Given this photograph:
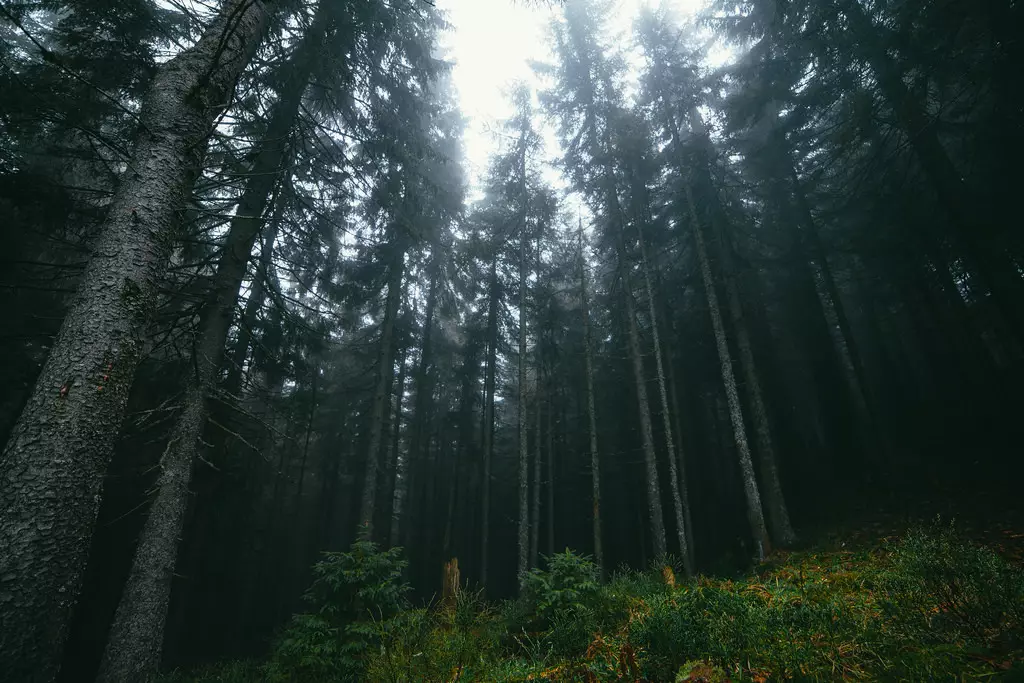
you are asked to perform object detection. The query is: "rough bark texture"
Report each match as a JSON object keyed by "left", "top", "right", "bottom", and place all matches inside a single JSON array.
[
  {"left": 479, "top": 259, "right": 499, "bottom": 588},
  {"left": 621, "top": 268, "right": 668, "bottom": 559},
  {"left": 359, "top": 247, "right": 405, "bottom": 540},
  {"left": 96, "top": 12, "right": 328, "bottom": 677},
  {"left": 579, "top": 231, "right": 603, "bottom": 570},
  {"left": 686, "top": 183, "right": 771, "bottom": 559},
  {"left": 0, "top": 2, "right": 271, "bottom": 679}
]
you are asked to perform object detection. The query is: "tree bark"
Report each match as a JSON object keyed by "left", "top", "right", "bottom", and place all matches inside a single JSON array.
[
  {"left": 620, "top": 265, "right": 668, "bottom": 560},
  {"left": 579, "top": 229, "right": 603, "bottom": 571},
  {"left": 358, "top": 244, "right": 405, "bottom": 540},
  {"left": 546, "top": 397, "right": 555, "bottom": 558},
  {"left": 634, "top": 217, "right": 692, "bottom": 574},
  {"left": 718, "top": 230, "right": 797, "bottom": 547},
  {"left": 383, "top": 344, "right": 408, "bottom": 547},
  {"left": 530, "top": 389, "right": 542, "bottom": 568},
  {"left": 517, "top": 219, "right": 530, "bottom": 586},
  {"left": 223, "top": 205, "right": 282, "bottom": 398},
  {"left": 686, "top": 183, "right": 771, "bottom": 559},
  {"left": 479, "top": 258, "right": 499, "bottom": 589},
  {"left": 666, "top": 353, "right": 695, "bottom": 570},
  {"left": 0, "top": 2, "right": 272, "bottom": 679},
  {"left": 96, "top": 9, "right": 330, "bottom": 676}
]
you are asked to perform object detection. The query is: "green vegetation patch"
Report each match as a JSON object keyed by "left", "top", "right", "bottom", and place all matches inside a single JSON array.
[{"left": 161, "top": 522, "right": 1024, "bottom": 682}]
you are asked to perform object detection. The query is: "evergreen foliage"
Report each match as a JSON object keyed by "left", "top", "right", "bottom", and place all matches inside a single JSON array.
[{"left": 1, "top": 0, "right": 1023, "bottom": 678}]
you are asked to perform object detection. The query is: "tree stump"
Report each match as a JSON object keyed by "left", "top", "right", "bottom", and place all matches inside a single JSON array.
[{"left": 442, "top": 557, "right": 460, "bottom": 609}]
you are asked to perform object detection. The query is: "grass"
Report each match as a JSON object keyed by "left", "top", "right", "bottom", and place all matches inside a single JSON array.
[{"left": 160, "top": 520, "right": 1024, "bottom": 682}]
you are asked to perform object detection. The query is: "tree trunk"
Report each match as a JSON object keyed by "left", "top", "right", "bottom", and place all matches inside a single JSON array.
[
  {"left": 383, "top": 345, "right": 408, "bottom": 546},
  {"left": 479, "top": 258, "right": 499, "bottom": 589},
  {"left": 787, "top": 160, "right": 889, "bottom": 464},
  {"left": 579, "top": 229, "right": 603, "bottom": 571},
  {"left": 517, "top": 221, "right": 530, "bottom": 586},
  {"left": 635, "top": 217, "right": 692, "bottom": 574},
  {"left": 717, "top": 229, "right": 797, "bottom": 547},
  {"left": 223, "top": 195, "right": 284, "bottom": 398},
  {"left": 666, "top": 354, "right": 695, "bottom": 570},
  {"left": 358, "top": 246, "right": 405, "bottom": 540},
  {"left": 96, "top": 9, "right": 330, "bottom": 675},
  {"left": 685, "top": 183, "right": 771, "bottom": 559},
  {"left": 546, "top": 397, "right": 555, "bottom": 557},
  {"left": 531, "top": 390, "right": 542, "bottom": 568},
  {"left": 0, "top": 2, "right": 272, "bottom": 678},
  {"left": 621, "top": 267, "right": 668, "bottom": 560}
]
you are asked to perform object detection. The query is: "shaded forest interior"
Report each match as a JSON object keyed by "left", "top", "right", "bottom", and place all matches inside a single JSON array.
[{"left": 1, "top": 0, "right": 1022, "bottom": 680}]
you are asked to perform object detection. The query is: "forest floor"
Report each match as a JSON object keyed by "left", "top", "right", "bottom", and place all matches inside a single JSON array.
[{"left": 163, "top": 501, "right": 1024, "bottom": 682}]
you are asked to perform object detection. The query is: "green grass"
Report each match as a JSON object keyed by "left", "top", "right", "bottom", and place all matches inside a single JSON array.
[{"left": 161, "top": 521, "right": 1024, "bottom": 682}]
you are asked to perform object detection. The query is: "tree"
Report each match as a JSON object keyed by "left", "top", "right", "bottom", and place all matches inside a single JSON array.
[{"left": 0, "top": 2, "right": 274, "bottom": 676}]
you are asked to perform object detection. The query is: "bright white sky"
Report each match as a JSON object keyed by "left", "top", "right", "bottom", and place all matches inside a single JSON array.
[{"left": 437, "top": 0, "right": 708, "bottom": 198}]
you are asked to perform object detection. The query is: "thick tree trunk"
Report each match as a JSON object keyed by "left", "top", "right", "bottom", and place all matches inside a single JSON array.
[
  {"left": 479, "top": 259, "right": 499, "bottom": 588},
  {"left": 0, "top": 2, "right": 272, "bottom": 679},
  {"left": 579, "top": 231, "right": 603, "bottom": 571},
  {"left": 621, "top": 267, "right": 668, "bottom": 559},
  {"left": 635, "top": 219, "right": 692, "bottom": 574},
  {"left": 96, "top": 11, "right": 329, "bottom": 676},
  {"left": 686, "top": 183, "right": 771, "bottom": 559},
  {"left": 358, "top": 246, "right": 405, "bottom": 539}
]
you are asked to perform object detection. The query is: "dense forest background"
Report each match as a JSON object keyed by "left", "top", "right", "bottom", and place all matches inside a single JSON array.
[{"left": 1, "top": 0, "right": 1022, "bottom": 680}]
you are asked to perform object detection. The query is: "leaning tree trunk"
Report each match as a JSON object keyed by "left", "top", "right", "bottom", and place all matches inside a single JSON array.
[
  {"left": 579, "top": 230, "right": 603, "bottom": 571},
  {"left": 716, "top": 225, "right": 797, "bottom": 547},
  {"left": 635, "top": 218, "right": 692, "bottom": 575},
  {"left": 96, "top": 11, "right": 329, "bottom": 677},
  {"left": 0, "top": 2, "right": 272, "bottom": 679},
  {"left": 786, "top": 159, "right": 888, "bottom": 463},
  {"left": 685, "top": 183, "right": 771, "bottom": 559},
  {"left": 621, "top": 266, "right": 668, "bottom": 560},
  {"left": 359, "top": 245, "right": 405, "bottom": 540},
  {"left": 223, "top": 205, "right": 282, "bottom": 398}
]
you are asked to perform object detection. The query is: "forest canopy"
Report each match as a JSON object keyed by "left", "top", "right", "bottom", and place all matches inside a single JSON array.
[{"left": 0, "top": 0, "right": 1022, "bottom": 680}]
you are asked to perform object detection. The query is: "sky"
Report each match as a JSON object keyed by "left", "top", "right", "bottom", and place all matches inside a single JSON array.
[{"left": 437, "top": 0, "right": 708, "bottom": 198}]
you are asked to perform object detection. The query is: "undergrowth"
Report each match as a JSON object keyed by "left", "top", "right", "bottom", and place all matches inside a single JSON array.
[{"left": 160, "top": 520, "right": 1024, "bottom": 681}]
